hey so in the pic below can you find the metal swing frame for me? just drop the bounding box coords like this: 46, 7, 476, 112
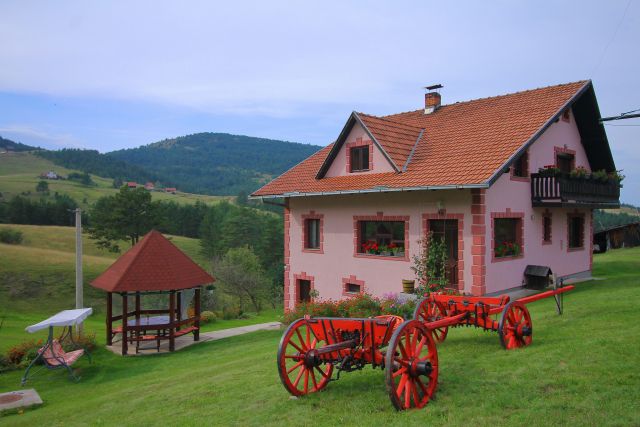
21, 325, 92, 385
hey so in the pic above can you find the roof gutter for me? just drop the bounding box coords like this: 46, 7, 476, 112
485, 80, 592, 186
249, 182, 489, 200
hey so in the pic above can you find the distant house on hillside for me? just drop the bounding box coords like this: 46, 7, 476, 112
144, 182, 155, 191
127, 182, 138, 188
252, 80, 621, 310
164, 187, 177, 194
40, 170, 59, 180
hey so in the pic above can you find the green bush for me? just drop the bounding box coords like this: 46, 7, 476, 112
200, 311, 217, 324
6, 339, 43, 366
0, 228, 24, 244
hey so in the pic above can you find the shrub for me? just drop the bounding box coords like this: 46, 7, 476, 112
6, 339, 43, 366
0, 228, 24, 244
61, 332, 97, 352
282, 292, 418, 325
200, 311, 217, 324
222, 306, 241, 320
0, 354, 11, 372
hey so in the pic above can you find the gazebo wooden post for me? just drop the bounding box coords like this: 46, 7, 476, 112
135, 292, 141, 342
169, 290, 176, 352
176, 291, 182, 331
194, 287, 201, 341
106, 292, 113, 345
121, 293, 128, 356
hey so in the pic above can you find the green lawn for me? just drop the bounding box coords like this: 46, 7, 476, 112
0, 152, 229, 208
0, 247, 639, 425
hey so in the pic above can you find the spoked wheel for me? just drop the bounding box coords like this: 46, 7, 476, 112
277, 318, 333, 396
413, 298, 449, 343
498, 302, 533, 350
385, 320, 439, 411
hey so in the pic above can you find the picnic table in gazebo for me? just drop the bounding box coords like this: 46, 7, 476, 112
91, 230, 215, 355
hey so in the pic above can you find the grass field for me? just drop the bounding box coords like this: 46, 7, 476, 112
0, 243, 639, 425
0, 224, 278, 352
0, 152, 229, 208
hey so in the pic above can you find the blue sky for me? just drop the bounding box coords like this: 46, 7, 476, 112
0, 1, 638, 203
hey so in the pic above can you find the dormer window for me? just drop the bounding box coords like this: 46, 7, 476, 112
350, 146, 370, 172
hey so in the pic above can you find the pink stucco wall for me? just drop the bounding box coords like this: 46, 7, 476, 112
325, 123, 396, 177
483, 109, 592, 293
286, 190, 473, 304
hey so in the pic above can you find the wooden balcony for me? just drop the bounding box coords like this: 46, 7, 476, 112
531, 173, 620, 208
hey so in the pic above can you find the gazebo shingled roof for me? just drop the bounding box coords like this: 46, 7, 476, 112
91, 230, 214, 293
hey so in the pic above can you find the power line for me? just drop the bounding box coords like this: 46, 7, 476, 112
604, 123, 640, 127
591, 0, 632, 76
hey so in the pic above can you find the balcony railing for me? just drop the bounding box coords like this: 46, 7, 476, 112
531, 173, 620, 208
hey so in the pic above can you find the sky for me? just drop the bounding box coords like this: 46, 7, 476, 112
0, 1, 638, 203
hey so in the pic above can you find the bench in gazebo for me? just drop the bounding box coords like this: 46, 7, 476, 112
91, 230, 215, 355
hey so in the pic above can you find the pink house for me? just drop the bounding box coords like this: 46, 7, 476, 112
252, 81, 620, 311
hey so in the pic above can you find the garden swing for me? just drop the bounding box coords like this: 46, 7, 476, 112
21, 308, 93, 385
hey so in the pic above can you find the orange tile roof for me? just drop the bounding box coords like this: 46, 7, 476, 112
253, 81, 590, 197
357, 113, 423, 169
91, 230, 214, 292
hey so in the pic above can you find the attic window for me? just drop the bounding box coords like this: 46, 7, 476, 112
512, 152, 528, 178
350, 146, 370, 172
562, 110, 570, 122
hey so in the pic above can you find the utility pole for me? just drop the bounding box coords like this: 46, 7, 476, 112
75, 208, 83, 330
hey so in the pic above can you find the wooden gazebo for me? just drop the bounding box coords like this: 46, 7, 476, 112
91, 230, 215, 355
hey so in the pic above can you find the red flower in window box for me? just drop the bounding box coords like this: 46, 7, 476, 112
362, 241, 379, 254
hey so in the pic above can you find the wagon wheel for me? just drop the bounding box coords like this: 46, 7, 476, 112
385, 320, 439, 411
277, 318, 333, 396
413, 298, 449, 343
498, 302, 533, 350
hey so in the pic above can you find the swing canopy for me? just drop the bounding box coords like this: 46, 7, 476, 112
26, 308, 93, 333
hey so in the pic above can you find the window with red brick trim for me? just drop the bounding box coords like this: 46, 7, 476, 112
543, 213, 552, 244
494, 218, 522, 258
342, 275, 365, 296
568, 214, 585, 249
304, 219, 320, 249
350, 146, 370, 172
512, 152, 528, 178
358, 220, 405, 256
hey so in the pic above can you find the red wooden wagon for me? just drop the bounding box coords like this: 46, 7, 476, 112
278, 284, 574, 410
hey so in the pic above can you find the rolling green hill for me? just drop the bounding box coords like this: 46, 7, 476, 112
0, 151, 228, 209
108, 132, 322, 195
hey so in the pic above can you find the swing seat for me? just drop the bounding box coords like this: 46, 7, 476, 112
40, 340, 85, 367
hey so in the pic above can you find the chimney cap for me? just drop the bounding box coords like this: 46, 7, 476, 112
424, 84, 443, 91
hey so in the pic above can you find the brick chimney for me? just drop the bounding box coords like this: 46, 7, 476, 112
424, 92, 441, 114
424, 84, 442, 114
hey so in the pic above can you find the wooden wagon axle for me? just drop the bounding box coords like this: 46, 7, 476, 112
278, 285, 574, 411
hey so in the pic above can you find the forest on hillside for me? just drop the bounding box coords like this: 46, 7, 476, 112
36, 149, 168, 186
108, 132, 321, 195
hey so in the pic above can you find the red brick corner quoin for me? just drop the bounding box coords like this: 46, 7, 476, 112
471, 189, 486, 296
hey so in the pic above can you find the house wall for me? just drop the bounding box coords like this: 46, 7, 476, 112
325, 123, 396, 177
285, 190, 473, 309
483, 109, 593, 293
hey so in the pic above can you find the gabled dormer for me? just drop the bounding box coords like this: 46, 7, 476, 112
317, 112, 424, 179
